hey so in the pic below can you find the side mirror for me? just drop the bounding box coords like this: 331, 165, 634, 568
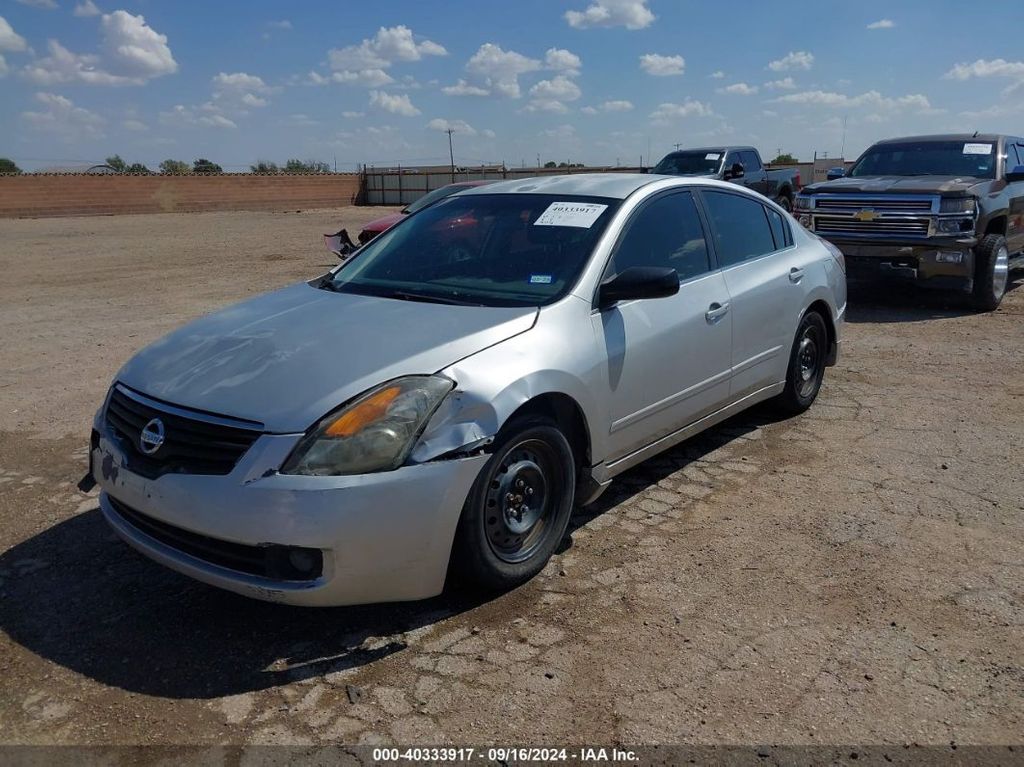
1006, 165, 1024, 183
826, 167, 846, 181
725, 162, 744, 180
598, 266, 679, 309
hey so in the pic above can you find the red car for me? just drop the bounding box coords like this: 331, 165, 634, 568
358, 180, 494, 244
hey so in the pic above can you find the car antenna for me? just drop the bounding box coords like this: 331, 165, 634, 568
973, 130, 979, 138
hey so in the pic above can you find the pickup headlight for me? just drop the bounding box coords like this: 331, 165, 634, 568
281, 376, 454, 476
794, 196, 811, 211
939, 197, 977, 214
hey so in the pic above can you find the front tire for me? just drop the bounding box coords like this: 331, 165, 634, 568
774, 311, 828, 416
971, 234, 1009, 311
451, 417, 576, 592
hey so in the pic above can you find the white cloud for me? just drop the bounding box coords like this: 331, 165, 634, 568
0, 55, 8, 78
774, 89, 931, 111
73, 0, 100, 17
341, 111, 364, 118
866, 19, 895, 29
328, 25, 446, 71
465, 43, 541, 98
945, 58, 1024, 84
545, 47, 581, 76
0, 17, 28, 52
209, 71, 277, 112
481, 129, 496, 139
21, 92, 104, 140
22, 11, 177, 85
369, 89, 420, 116
523, 99, 570, 114
16, 0, 58, 9
122, 117, 146, 131
580, 106, 598, 115
159, 104, 237, 129
565, 0, 654, 29
582, 99, 634, 115
650, 99, 715, 123
427, 118, 476, 135
529, 75, 582, 102
639, 53, 684, 76
718, 82, 758, 95
442, 78, 490, 96
768, 51, 814, 72
709, 70, 725, 79
765, 77, 796, 90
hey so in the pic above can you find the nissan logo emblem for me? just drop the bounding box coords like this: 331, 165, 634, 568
139, 418, 166, 455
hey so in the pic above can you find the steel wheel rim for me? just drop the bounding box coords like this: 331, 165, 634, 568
993, 246, 1009, 299
796, 327, 822, 398
484, 439, 560, 564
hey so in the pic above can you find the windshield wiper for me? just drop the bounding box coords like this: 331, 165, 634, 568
383, 290, 483, 307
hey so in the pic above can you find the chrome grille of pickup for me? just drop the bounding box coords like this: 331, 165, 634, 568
810, 194, 936, 239
104, 385, 263, 478
814, 216, 931, 236
814, 197, 933, 213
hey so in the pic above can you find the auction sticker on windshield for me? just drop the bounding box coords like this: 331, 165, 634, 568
705, 153, 722, 160
534, 202, 608, 228
963, 143, 993, 155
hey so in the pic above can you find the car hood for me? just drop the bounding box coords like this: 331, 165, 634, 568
116, 282, 537, 432
802, 175, 986, 196
360, 211, 406, 234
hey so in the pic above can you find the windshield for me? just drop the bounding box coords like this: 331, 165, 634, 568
403, 184, 467, 214
326, 194, 620, 308
653, 151, 724, 176
849, 141, 997, 179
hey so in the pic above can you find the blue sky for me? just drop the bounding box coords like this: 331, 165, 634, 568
2, 0, 1023, 171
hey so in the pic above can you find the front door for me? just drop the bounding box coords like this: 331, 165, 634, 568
592, 190, 733, 461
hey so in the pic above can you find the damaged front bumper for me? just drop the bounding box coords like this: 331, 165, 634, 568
91, 414, 488, 606
831, 236, 978, 291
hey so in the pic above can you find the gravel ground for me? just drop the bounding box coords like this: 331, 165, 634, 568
0, 209, 1022, 748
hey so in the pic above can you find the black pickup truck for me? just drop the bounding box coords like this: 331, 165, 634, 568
795, 133, 1024, 310
652, 146, 802, 211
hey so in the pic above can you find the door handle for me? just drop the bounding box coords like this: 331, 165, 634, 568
789, 267, 805, 283
705, 302, 730, 323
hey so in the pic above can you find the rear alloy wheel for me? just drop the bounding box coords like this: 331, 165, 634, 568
774, 311, 828, 416
971, 234, 1009, 312
451, 417, 576, 592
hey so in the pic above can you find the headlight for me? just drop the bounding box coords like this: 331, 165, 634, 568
794, 196, 811, 211
939, 197, 976, 214
281, 376, 454, 476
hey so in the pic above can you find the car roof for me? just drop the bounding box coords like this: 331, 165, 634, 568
456, 173, 662, 200
660, 146, 754, 154
873, 133, 1008, 145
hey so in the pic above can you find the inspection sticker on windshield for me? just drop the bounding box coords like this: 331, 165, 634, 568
530, 274, 553, 284
705, 152, 722, 160
534, 202, 608, 228
963, 143, 992, 155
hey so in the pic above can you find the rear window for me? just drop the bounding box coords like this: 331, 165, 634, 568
702, 190, 777, 267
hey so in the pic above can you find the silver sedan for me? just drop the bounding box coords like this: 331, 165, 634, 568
90, 174, 846, 606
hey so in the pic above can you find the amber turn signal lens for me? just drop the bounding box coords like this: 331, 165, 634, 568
324, 386, 401, 437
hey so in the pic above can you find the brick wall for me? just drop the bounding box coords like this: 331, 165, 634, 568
0, 173, 363, 218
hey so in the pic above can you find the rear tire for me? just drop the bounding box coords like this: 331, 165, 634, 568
971, 234, 1009, 312
775, 194, 793, 213
450, 416, 576, 593
774, 311, 828, 416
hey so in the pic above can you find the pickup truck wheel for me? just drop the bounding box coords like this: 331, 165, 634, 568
451, 416, 576, 592
773, 310, 828, 416
775, 195, 793, 213
971, 234, 1009, 311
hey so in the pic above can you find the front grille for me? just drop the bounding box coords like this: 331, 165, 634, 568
107, 496, 323, 581
104, 385, 262, 478
814, 216, 931, 237
814, 196, 933, 212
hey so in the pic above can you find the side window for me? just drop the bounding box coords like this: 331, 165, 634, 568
727, 152, 744, 172
610, 192, 711, 281
741, 150, 762, 172
766, 206, 792, 249
702, 190, 777, 267
1006, 143, 1022, 172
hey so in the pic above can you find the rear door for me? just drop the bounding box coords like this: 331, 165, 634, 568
699, 188, 813, 397
740, 150, 770, 195
593, 190, 733, 461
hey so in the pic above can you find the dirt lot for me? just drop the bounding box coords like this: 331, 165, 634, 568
0, 208, 1022, 748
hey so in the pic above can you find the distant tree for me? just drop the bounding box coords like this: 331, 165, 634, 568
0, 158, 21, 174
105, 154, 127, 173
543, 161, 557, 168
159, 159, 191, 175
251, 160, 280, 174
126, 163, 151, 174
557, 162, 584, 168
192, 158, 223, 174
770, 153, 798, 165
284, 158, 330, 173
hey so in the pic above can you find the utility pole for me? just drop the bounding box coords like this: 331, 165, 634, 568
446, 129, 455, 183
840, 116, 848, 161
673, 143, 682, 151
